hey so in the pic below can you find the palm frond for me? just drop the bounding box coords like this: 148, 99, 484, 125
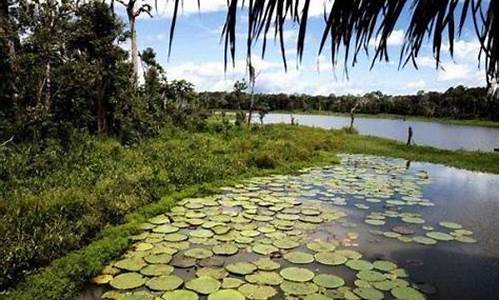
164, 0, 498, 85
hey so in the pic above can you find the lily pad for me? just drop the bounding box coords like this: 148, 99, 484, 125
208, 289, 245, 300
144, 254, 172, 264
225, 262, 257, 275
212, 244, 239, 256
356, 270, 386, 282
304, 294, 331, 300
170, 256, 196, 268
164, 233, 188, 242
284, 252, 315, 264
114, 258, 147, 272
253, 258, 280, 271
313, 274, 345, 288
109, 272, 146, 290
252, 244, 279, 255
145, 275, 183, 291
273, 239, 300, 249
90, 275, 113, 285
238, 283, 277, 300
439, 221, 463, 230
373, 260, 397, 272
162, 290, 199, 300
280, 281, 319, 296
196, 267, 228, 280
246, 271, 283, 285
152, 224, 179, 234
280, 267, 315, 282
425, 231, 454, 241
346, 259, 373, 271
413, 236, 437, 245
185, 276, 221, 295
184, 248, 214, 259
140, 264, 174, 276
353, 287, 384, 300
306, 241, 337, 252
314, 252, 347, 266
222, 277, 245, 289
391, 286, 426, 300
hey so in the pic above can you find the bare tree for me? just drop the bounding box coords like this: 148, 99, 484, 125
116, 0, 152, 83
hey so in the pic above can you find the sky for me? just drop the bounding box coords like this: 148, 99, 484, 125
115, 0, 488, 96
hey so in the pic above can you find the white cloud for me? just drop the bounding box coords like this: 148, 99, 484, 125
406, 80, 426, 89
437, 62, 482, 82
369, 30, 405, 47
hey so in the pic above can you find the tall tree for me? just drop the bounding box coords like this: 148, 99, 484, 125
116, 0, 152, 83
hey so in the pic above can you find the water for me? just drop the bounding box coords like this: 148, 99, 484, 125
254, 113, 499, 152
77, 155, 498, 300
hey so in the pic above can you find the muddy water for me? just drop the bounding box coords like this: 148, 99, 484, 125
76, 155, 498, 300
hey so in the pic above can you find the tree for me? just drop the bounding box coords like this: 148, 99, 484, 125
116, 0, 152, 83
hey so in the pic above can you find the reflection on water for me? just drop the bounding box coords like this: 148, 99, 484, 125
76, 155, 498, 300
255, 113, 499, 151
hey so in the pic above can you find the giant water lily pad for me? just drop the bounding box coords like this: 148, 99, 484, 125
284, 251, 315, 264
304, 294, 331, 300
140, 264, 173, 276
373, 260, 397, 272
184, 248, 214, 259
170, 256, 196, 268
162, 290, 199, 300
245, 271, 283, 285
313, 274, 345, 288
164, 233, 188, 242
91, 275, 113, 285
212, 244, 239, 255
208, 289, 245, 300
185, 276, 221, 294
145, 275, 183, 291
306, 241, 337, 252
273, 239, 300, 249
353, 287, 384, 300
190, 229, 214, 238
196, 267, 228, 280
314, 252, 347, 266
153, 224, 179, 234
425, 231, 454, 241
439, 222, 463, 230
109, 272, 146, 290
356, 270, 386, 282
413, 236, 437, 245
280, 281, 319, 296
114, 258, 147, 271
346, 259, 373, 271
144, 254, 172, 264
252, 244, 279, 255
253, 258, 280, 270
225, 262, 257, 275
238, 283, 277, 299
222, 277, 245, 289
391, 286, 426, 300
280, 267, 315, 282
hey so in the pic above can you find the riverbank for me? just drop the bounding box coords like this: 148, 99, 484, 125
268, 110, 499, 128
1, 124, 497, 300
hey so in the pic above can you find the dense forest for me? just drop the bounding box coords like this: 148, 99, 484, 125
201, 86, 499, 121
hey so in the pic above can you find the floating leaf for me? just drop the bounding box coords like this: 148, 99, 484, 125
184, 248, 214, 259
114, 258, 146, 272
145, 275, 183, 291
140, 264, 174, 276
208, 289, 245, 300
238, 283, 277, 299
162, 290, 199, 300
280, 281, 319, 296
245, 271, 283, 285
280, 267, 315, 282
213, 244, 239, 256
284, 252, 315, 264
196, 267, 228, 280
391, 286, 426, 300
185, 276, 221, 294
314, 252, 347, 266
225, 262, 257, 275
373, 260, 397, 272
346, 260, 373, 271
109, 272, 146, 290
222, 277, 245, 289
313, 274, 345, 288
353, 287, 384, 300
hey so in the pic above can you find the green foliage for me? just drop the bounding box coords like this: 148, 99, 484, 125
199, 86, 499, 122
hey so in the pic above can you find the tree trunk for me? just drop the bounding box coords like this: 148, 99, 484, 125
129, 14, 138, 83
247, 90, 254, 126
44, 61, 51, 109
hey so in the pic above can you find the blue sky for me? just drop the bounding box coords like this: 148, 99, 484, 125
116, 0, 487, 96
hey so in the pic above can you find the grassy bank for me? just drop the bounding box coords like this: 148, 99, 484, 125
268, 110, 499, 128
1, 124, 497, 300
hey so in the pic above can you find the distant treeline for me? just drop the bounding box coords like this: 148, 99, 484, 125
200, 86, 498, 121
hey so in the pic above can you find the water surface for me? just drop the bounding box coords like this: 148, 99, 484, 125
254, 113, 499, 151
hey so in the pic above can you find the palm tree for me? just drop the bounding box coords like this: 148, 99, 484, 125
163, 0, 498, 86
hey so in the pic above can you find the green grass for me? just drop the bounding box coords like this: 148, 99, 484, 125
1, 123, 497, 300
269, 110, 499, 128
